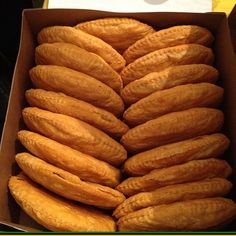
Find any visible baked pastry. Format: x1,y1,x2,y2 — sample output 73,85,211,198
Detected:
121,44,214,86
124,83,223,126
35,42,122,93
16,153,125,209
9,174,116,231
75,17,155,53
121,64,219,105
116,158,232,196
121,108,224,153
123,25,214,64
29,65,124,116
18,130,121,187
124,133,230,176
113,178,232,218
25,89,128,138
22,107,127,166
37,26,125,72
117,197,236,231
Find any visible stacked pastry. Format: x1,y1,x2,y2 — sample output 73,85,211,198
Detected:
8,18,155,232
114,25,236,231
8,18,236,232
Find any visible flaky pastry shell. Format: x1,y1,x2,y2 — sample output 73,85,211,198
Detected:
9,174,116,231
22,107,127,166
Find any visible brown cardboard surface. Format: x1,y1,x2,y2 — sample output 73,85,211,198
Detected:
0,9,236,231
229,4,236,26
229,4,236,52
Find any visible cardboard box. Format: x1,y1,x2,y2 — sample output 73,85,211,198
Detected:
1,9,236,231
229,4,236,53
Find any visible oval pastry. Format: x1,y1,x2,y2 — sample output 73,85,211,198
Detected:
9,174,116,231
38,26,125,72
117,198,236,231
123,83,223,126
124,133,230,176
113,178,232,218
18,130,121,187
123,25,214,64
16,153,125,209
121,108,224,153
75,17,155,53
22,107,127,166
30,65,124,116
121,64,219,105
35,42,122,93
26,89,128,138
121,44,214,86
116,158,232,196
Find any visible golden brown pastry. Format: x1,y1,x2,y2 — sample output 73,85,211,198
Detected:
116,158,232,196
124,133,230,176
22,107,127,166
113,178,232,218
75,17,155,53
25,89,128,138
121,108,224,153
30,65,124,116
35,42,122,93
124,83,223,126
117,197,236,231
37,26,125,72
9,174,116,231
121,44,214,86
121,64,219,105
16,153,125,209
18,130,121,187
123,25,214,64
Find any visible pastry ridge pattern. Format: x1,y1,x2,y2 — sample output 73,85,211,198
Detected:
8,18,236,232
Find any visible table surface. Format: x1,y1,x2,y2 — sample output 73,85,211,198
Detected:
43,0,236,15
213,0,236,15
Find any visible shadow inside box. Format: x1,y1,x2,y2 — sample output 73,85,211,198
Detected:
0,223,22,232
229,4,236,54
0,219,44,232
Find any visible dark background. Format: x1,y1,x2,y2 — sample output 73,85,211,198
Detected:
0,1,44,138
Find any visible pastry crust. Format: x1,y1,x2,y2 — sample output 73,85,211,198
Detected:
26,89,128,138
117,198,236,231
113,178,232,218
9,174,116,231
22,107,127,166
121,64,219,105
124,133,230,176
75,17,155,53
116,158,232,196
38,26,125,72
30,65,124,116
35,42,122,93
124,83,223,126
121,108,224,153
121,44,214,86
123,25,214,64
16,153,125,209
18,130,121,187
